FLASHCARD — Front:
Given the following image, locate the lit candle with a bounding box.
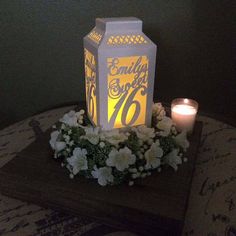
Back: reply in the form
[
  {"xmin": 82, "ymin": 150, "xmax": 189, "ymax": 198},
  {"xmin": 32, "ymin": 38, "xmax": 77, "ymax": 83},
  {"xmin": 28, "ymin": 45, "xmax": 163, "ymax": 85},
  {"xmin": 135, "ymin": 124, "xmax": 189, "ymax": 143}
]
[{"xmin": 171, "ymin": 98, "xmax": 198, "ymax": 133}]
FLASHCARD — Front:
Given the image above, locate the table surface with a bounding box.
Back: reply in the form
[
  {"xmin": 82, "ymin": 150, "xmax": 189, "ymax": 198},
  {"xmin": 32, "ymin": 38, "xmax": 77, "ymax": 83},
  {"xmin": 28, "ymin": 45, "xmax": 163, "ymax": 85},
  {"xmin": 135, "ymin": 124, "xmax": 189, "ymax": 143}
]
[{"xmin": 0, "ymin": 105, "xmax": 235, "ymax": 236}]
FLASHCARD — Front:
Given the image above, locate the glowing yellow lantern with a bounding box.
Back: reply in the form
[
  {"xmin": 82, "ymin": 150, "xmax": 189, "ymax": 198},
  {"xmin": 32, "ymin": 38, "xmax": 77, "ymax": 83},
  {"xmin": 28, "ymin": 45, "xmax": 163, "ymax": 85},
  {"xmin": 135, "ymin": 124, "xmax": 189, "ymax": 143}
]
[{"xmin": 84, "ymin": 17, "xmax": 157, "ymax": 130}]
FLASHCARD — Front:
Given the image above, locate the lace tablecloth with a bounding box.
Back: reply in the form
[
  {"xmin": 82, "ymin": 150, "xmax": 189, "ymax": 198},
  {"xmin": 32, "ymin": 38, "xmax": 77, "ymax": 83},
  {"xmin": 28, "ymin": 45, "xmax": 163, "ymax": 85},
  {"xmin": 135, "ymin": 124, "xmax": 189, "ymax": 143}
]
[{"xmin": 0, "ymin": 106, "xmax": 235, "ymax": 236}]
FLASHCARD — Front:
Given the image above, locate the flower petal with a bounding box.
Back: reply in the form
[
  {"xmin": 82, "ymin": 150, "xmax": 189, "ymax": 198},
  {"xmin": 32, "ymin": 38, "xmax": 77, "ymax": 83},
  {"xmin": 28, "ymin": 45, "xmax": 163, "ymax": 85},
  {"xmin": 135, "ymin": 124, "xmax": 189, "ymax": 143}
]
[{"xmin": 55, "ymin": 141, "xmax": 66, "ymax": 152}]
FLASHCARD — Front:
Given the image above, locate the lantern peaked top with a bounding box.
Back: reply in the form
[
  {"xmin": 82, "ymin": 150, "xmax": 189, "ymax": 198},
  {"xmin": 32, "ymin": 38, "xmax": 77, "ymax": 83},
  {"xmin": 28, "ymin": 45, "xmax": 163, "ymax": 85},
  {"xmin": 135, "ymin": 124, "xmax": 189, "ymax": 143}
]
[
  {"xmin": 86, "ymin": 17, "xmax": 155, "ymax": 47},
  {"xmin": 84, "ymin": 17, "xmax": 157, "ymax": 130},
  {"xmin": 96, "ymin": 17, "xmax": 142, "ymax": 32}
]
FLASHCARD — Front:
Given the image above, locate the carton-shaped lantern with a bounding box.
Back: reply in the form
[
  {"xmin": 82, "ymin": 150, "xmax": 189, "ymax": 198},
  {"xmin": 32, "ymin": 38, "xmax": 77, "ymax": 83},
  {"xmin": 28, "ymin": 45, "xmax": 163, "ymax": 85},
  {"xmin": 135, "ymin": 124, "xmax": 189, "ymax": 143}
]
[{"xmin": 84, "ymin": 17, "xmax": 157, "ymax": 130}]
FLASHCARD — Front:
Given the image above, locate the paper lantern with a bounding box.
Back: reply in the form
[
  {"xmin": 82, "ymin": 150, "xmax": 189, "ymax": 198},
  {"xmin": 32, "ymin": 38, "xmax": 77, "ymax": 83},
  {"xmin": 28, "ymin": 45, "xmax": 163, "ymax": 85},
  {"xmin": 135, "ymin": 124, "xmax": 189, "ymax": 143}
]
[{"xmin": 84, "ymin": 17, "xmax": 157, "ymax": 130}]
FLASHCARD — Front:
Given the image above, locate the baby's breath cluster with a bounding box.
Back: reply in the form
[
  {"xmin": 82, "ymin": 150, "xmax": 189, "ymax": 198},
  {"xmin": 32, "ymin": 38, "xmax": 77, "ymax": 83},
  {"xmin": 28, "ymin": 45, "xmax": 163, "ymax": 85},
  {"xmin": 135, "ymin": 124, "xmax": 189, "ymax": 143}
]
[{"xmin": 49, "ymin": 103, "xmax": 189, "ymax": 186}]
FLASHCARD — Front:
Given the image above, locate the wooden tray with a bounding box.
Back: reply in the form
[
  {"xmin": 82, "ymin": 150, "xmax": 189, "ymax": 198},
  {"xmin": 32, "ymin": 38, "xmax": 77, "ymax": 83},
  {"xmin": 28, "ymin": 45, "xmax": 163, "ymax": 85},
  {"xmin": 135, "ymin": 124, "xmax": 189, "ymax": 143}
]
[{"xmin": 0, "ymin": 121, "xmax": 202, "ymax": 236}]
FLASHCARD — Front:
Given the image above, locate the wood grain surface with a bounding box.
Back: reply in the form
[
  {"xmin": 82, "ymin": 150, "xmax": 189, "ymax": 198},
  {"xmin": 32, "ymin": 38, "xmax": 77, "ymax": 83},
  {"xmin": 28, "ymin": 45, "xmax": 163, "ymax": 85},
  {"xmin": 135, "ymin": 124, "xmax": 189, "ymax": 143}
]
[{"xmin": 0, "ymin": 121, "xmax": 202, "ymax": 236}]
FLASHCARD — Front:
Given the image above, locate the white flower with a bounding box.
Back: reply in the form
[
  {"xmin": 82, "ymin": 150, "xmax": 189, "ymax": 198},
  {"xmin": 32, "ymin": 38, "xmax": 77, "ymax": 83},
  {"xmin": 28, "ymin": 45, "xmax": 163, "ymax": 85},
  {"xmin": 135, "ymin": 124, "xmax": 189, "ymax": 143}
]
[
  {"xmin": 63, "ymin": 134, "xmax": 70, "ymax": 144},
  {"xmin": 100, "ymin": 129, "xmax": 127, "ymax": 147},
  {"xmin": 163, "ymin": 149, "xmax": 182, "ymax": 171},
  {"xmin": 91, "ymin": 166, "xmax": 114, "ymax": 186},
  {"xmin": 67, "ymin": 147, "xmax": 88, "ymax": 175},
  {"xmin": 147, "ymin": 139, "xmax": 153, "ymax": 145},
  {"xmin": 152, "ymin": 103, "xmax": 166, "ymax": 120},
  {"xmin": 129, "ymin": 181, "xmax": 134, "ymax": 186},
  {"xmin": 134, "ymin": 125, "xmax": 155, "ymax": 142},
  {"xmin": 81, "ymin": 126, "xmax": 100, "ymax": 145},
  {"xmin": 138, "ymin": 139, "xmax": 144, "ymax": 146},
  {"xmin": 171, "ymin": 126, "xmax": 177, "ymax": 135},
  {"xmin": 144, "ymin": 141, "xmax": 163, "ymax": 169},
  {"xmin": 49, "ymin": 131, "xmax": 59, "ymax": 149},
  {"xmin": 75, "ymin": 110, "xmax": 85, "ymax": 122},
  {"xmin": 76, "ymin": 109, "xmax": 85, "ymax": 116},
  {"xmin": 132, "ymin": 172, "xmax": 141, "ymax": 179},
  {"xmin": 106, "ymin": 147, "xmax": 136, "ymax": 171},
  {"xmin": 99, "ymin": 142, "xmax": 105, "ymax": 148},
  {"xmin": 174, "ymin": 131, "xmax": 189, "ymax": 151},
  {"xmin": 55, "ymin": 142, "xmax": 66, "ymax": 152},
  {"xmin": 156, "ymin": 116, "xmax": 173, "ymax": 136},
  {"xmin": 60, "ymin": 110, "xmax": 78, "ymax": 127},
  {"xmin": 69, "ymin": 140, "xmax": 74, "ymax": 146},
  {"xmin": 129, "ymin": 168, "xmax": 137, "ymax": 173},
  {"xmin": 139, "ymin": 166, "xmax": 144, "ymax": 172},
  {"xmin": 49, "ymin": 131, "xmax": 66, "ymax": 152},
  {"xmin": 138, "ymin": 152, "xmax": 144, "ymax": 159}
]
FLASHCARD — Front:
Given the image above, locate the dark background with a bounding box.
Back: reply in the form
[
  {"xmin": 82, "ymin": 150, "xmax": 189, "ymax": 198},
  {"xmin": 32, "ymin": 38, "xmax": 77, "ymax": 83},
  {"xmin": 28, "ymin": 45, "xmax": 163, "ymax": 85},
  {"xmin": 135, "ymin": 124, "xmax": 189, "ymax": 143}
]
[{"xmin": 1, "ymin": 0, "xmax": 235, "ymax": 128}]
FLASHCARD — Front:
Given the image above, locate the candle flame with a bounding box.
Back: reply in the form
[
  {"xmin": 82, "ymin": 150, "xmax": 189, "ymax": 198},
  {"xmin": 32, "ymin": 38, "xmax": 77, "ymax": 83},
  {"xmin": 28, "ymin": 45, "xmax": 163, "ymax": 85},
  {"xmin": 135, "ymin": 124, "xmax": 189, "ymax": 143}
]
[{"xmin": 184, "ymin": 98, "xmax": 189, "ymax": 104}]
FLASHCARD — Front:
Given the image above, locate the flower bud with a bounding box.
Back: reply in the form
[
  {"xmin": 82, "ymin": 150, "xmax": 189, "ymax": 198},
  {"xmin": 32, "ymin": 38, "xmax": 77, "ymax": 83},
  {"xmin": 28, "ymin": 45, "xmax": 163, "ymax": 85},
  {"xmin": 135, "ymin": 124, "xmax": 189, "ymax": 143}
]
[
  {"xmin": 99, "ymin": 142, "xmax": 105, "ymax": 148},
  {"xmin": 129, "ymin": 181, "xmax": 134, "ymax": 186},
  {"xmin": 69, "ymin": 173, "xmax": 74, "ymax": 179},
  {"xmin": 139, "ymin": 166, "xmax": 144, "ymax": 172}
]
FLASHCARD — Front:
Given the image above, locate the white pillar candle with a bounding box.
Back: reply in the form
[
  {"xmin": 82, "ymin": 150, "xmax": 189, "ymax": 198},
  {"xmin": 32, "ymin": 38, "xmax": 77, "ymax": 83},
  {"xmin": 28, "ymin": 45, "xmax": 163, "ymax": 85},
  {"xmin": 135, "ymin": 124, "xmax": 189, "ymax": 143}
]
[{"xmin": 171, "ymin": 98, "xmax": 198, "ymax": 133}]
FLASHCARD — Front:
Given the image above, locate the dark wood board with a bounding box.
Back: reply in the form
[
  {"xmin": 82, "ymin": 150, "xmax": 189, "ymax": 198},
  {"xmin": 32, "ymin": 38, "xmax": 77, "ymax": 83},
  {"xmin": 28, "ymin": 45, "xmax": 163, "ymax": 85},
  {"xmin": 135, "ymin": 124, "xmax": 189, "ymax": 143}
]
[{"xmin": 0, "ymin": 121, "xmax": 203, "ymax": 236}]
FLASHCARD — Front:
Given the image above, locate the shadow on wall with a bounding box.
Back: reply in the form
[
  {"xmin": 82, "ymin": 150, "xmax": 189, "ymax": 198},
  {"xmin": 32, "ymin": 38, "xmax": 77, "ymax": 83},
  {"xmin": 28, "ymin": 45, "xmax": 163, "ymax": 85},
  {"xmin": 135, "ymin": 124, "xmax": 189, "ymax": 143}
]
[{"xmin": 0, "ymin": 0, "xmax": 235, "ymax": 128}]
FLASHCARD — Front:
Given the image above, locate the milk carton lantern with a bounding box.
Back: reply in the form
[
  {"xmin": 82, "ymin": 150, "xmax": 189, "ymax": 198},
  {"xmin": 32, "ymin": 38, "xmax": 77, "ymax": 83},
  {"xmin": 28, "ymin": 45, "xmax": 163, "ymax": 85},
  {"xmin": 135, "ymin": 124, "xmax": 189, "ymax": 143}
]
[{"xmin": 84, "ymin": 17, "xmax": 157, "ymax": 130}]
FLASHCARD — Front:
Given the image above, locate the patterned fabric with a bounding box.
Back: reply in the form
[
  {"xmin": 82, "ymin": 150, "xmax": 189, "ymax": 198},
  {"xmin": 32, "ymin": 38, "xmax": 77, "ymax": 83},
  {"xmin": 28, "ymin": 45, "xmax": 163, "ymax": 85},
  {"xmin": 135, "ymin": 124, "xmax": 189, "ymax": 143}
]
[{"xmin": 0, "ymin": 106, "xmax": 235, "ymax": 236}]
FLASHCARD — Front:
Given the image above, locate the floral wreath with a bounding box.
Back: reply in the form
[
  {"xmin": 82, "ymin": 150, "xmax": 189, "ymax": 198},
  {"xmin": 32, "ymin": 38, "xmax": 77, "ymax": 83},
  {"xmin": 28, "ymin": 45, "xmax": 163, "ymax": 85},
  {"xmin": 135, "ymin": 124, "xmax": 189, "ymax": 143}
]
[{"xmin": 50, "ymin": 103, "xmax": 189, "ymax": 186}]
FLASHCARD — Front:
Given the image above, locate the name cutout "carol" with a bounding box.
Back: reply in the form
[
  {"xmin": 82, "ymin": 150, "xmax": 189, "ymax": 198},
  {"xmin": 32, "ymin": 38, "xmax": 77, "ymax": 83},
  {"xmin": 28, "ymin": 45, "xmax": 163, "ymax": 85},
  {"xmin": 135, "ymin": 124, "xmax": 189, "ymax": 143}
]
[{"xmin": 107, "ymin": 56, "xmax": 149, "ymax": 128}]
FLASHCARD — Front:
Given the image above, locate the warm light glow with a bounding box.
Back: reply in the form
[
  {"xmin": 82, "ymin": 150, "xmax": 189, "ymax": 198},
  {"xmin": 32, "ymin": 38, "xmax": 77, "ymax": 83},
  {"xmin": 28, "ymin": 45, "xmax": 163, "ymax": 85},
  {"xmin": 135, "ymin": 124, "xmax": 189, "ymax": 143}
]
[
  {"xmin": 84, "ymin": 49, "xmax": 97, "ymax": 125},
  {"xmin": 107, "ymin": 55, "xmax": 148, "ymax": 128},
  {"xmin": 172, "ymin": 104, "xmax": 197, "ymax": 115}
]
